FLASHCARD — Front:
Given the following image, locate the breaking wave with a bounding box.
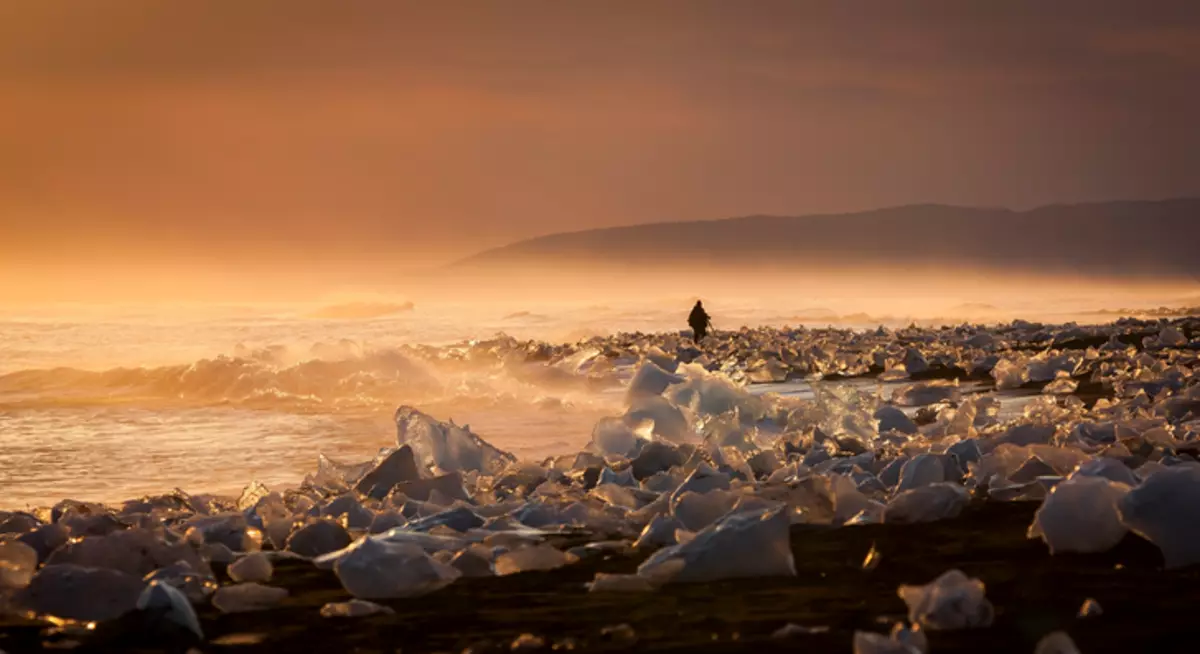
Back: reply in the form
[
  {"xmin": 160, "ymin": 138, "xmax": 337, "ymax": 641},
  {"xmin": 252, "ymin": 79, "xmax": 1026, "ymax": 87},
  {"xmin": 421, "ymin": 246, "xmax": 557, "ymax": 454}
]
[{"xmin": 0, "ymin": 337, "xmax": 623, "ymax": 412}]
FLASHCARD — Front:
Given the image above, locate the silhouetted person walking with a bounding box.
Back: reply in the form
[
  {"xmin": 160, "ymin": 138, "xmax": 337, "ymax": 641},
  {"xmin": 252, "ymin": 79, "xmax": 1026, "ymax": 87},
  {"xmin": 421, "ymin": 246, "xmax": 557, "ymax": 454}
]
[{"xmin": 688, "ymin": 300, "xmax": 712, "ymax": 342}]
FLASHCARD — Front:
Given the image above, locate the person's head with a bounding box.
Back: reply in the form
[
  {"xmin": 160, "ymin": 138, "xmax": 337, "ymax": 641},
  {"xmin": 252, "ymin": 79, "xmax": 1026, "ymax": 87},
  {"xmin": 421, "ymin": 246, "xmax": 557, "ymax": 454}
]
[{"xmin": 695, "ymin": 300, "xmax": 702, "ymax": 307}]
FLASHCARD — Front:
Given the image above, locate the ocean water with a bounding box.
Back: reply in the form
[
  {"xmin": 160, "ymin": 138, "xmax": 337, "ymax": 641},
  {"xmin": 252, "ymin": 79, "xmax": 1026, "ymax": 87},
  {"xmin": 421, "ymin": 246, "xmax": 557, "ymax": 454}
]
[{"xmin": 0, "ymin": 295, "xmax": 1167, "ymax": 509}]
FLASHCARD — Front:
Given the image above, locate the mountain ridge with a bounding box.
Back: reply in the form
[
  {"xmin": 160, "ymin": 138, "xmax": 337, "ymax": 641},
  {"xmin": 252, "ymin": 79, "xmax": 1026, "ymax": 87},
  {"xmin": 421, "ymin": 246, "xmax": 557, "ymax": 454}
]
[{"xmin": 450, "ymin": 198, "xmax": 1200, "ymax": 279}]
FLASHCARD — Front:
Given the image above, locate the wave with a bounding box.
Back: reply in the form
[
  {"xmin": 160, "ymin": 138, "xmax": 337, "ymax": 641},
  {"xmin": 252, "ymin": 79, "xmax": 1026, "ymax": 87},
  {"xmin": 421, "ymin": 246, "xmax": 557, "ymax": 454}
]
[
  {"xmin": 0, "ymin": 337, "xmax": 622, "ymax": 413},
  {"xmin": 304, "ymin": 301, "xmax": 416, "ymax": 320}
]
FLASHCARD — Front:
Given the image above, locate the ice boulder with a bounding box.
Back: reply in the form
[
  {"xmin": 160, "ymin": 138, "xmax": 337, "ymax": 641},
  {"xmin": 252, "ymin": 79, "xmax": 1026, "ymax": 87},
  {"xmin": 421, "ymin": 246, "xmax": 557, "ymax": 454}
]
[
  {"xmin": 898, "ymin": 569, "xmax": 994, "ymax": 630},
  {"xmin": 636, "ymin": 507, "xmax": 795, "ymax": 583},
  {"xmin": 1028, "ymin": 475, "xmax": 1130, "ymax": 554},
  {"xmin": 331, "ymin": 536, "xmax": 460, "ymax": 599},
  {"xmin": 1117, "ymin": 465, "xmax": 1200, "ymax": 568},
  {"xmin": 395, "ymin": 406, "xmax": 515, "ymax": 475}
]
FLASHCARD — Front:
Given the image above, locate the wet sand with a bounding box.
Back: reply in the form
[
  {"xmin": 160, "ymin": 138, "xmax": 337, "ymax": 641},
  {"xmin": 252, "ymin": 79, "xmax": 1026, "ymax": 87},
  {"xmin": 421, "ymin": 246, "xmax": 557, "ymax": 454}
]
[{"xmin": 4, "ymin": 500, "xmax": 1197, "ymax": 653}]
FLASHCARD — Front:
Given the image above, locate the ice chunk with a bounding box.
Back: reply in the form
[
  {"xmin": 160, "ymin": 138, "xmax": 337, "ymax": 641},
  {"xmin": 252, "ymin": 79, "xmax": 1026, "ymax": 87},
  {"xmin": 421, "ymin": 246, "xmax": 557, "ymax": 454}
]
[
  {"xmin": 671, "ymin": 490, "xmax": 738, "ymax": 532},
  {"xmin": 449, "ymin": 549, "xmax": 494, "ymax": 577},
  {"xmin": 634, "ymin": 514, "xmax": 683, "ymax": 549},
  {"xmin": 636, "ymin": 507, "xmax": 795, "ymax": 583},
  {"xmin": 853, "ymin": 623, "xmax": 928, "ymax": 654},
  {"xmin": 991, "ymin": 358, "xmax": 1029, "ymax": 390},
  {"xmin": 631, "ymin": 440, "xmax": 686, "ymax": 480},
  {"xmin": 874, "ymin": 406, "xmax": 918, "ymax": 435},
  {"xmin": 285, "ymin": 518, "xmax": 352, "ymax": 557},
  {"xmin": 884, "ymin": 484, "xmax": 969, "ymax": 524},
  {"xmin": 45, "ymin": 528, "xmax": 209, "ymax": 577},
  {"xmin": 1035, "ymin": 631, "xmax": 1080, "ymax": 654},
  {"xmin": 228, "ymin": 552, "xmax": 274, "ymax": 583},
  {"xmin": 390, "ymin": 471, "xmax": 471, "ymax": 503},
  {"xmin": 0, "ymin": 540, "xmax": 38, "ymax": 589},
  {"xmin": 898, "ymin": 569, "xmax": 994, "ymax": 630},
  {"xmin": 626, "ymin": 361, "xmax": 685, "ymax": 401},
  {"xmin": 212, "ymin": 582, "xmax": 288, "ymax": 613},
  {"xmin": 1079, "ymin": 597, "xmax": 1103, "ymax": 618},
  {"xmin": 355, "ymin": 445, "xmax": 423, "ymax": 498},
  {"xmin": 894, "ymin": 455, "xmax": 946, "ymax": 494},
  {"xmin": 494, "ymin": 544, "xmax": 577, "ymax": 576},
  {"xmin": 1117, "ymin": 465, "xmax": 1200, "ymax": 568},
  {"xmin": 395, "ymin": 406, "xmax": 515, "ymax": 474},
  {"xmin": 17, "ymin": 564, "xmax": 145, "ymax": 621},
  {"xmin": 590, "ymin": 417, "xmax": 638, "ymax": 457},
  {"xmin": 1071, "ymin": 458, "xmax": 1138, "ymax": 486},
  {"xmin": 137, "ymin": 580, "xmax": 203, "ymax": 639},
  {"xmin": 668, "ymin": 463, "xmax": 731, "ymax": 503},
  {"xmin": 320, "ymin": 599, "xmax": 395, "ymax": 618},
  {"xmin": 891, "ymin": 382, "xmax": 961, "ymax": 407},
  {"xmin": 333, "ymin": 536, "xmax": 460, "ymax": 598},
  {"xmin": 587, "ymin": 572, "xmax": 655, "ymax": 593},
  {"xmin": 250, "ymin": 493, "xmax": 294, "ymax": 550},
  {"xmin": 1028, "ymin": 475, "xmax": 1130, "ymax": 554},
  {"xmin": 774, "ymin": 623, "xmax": 831, "ymax": 639},
  {"xmin": 626, "ymin": 396, "xmax": 691, "ymax": 443}
]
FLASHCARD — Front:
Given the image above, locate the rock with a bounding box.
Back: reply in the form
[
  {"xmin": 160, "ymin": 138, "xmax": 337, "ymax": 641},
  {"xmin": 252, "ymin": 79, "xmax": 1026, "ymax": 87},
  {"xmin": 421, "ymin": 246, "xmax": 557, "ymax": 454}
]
[{"xmin": 211, "ymin": 582, "xmax": 288, "ymax": 613}]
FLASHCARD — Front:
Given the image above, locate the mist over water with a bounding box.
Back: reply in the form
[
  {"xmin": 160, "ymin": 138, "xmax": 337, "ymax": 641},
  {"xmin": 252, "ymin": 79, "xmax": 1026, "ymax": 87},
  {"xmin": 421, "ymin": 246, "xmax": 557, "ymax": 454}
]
[{"xmin": 0, "ymin": 273, "xmax": 1195, "ymax": 508}]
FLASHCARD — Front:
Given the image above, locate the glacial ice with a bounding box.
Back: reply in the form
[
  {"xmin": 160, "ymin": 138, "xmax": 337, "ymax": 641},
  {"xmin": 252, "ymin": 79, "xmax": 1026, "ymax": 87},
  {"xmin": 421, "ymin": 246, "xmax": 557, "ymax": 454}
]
[
  {"xmin": 137, "ymin": 580, "xmax": 203, "ymax": 639},
  {"xmin": 320, "ymin": 599, "xmax": 395, "ymax": 618},
  {"xmin": 2, "ymin": 314, "xmax": 1197, "ymax": 637},
  {"xmin": 1117, "ymin": 465, "xmax": 1200, "ymax": 568},
  {"xmin": 0, "ymin": 541, "xmax": 37, "ymax": 589},
  {"xmin": 228, "ymin": 552, "xmax": 274, "ymax": 583},
  {"xmin": 898, "ymin": 569, "xmax": 994, "ymax": 630},
  {"xmin": 328, "ymin": 537, "xmax": 461, "ymax": 599},
  {"xmin": 636, "ymin": 507, "xmax": 795, "ymax": 583},
  {"xmin": 1028, "ymin": 475, "xmax": 1130, "ymax": 554},
  {"xmin": 212, "ymin": 582, "xmax": 289, "ymax": 613}
]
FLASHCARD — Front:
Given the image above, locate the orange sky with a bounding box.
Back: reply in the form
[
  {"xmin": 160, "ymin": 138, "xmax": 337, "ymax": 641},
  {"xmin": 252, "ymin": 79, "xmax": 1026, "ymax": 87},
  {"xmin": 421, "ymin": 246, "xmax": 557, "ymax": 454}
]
[{"xmin": 3, "ymin": 1, "xmax": 1199, "ymax": 272}]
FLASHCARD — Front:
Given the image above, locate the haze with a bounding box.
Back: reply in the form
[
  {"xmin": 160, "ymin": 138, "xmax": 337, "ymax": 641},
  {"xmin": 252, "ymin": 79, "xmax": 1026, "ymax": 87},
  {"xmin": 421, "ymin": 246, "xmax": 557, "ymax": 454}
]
[{"xmin": 2, "ymin": 1, "xmax": 1199, "ymax": 304}]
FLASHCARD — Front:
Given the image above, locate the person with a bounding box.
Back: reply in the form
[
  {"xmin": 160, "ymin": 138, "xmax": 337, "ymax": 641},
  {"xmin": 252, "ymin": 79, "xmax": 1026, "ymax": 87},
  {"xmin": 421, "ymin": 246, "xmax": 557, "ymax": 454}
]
[{"xmin": 688, "ymin": 300, "xmax": 712, "ymax": 342}]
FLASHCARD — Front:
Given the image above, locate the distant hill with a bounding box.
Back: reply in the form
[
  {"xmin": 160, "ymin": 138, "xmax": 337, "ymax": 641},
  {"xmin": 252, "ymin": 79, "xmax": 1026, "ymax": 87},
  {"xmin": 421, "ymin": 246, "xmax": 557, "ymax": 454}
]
[{"xmin": 451, "ymin": 198, "xmax": 1200, "ymax": 278}]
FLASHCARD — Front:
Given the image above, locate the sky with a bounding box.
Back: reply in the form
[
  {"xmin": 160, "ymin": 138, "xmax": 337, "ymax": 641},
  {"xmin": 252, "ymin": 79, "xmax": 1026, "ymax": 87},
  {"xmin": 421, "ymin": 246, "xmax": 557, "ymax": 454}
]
[{"xmin": 3, "ymin": 0, "xmax": 1200, "ymax": 276}]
